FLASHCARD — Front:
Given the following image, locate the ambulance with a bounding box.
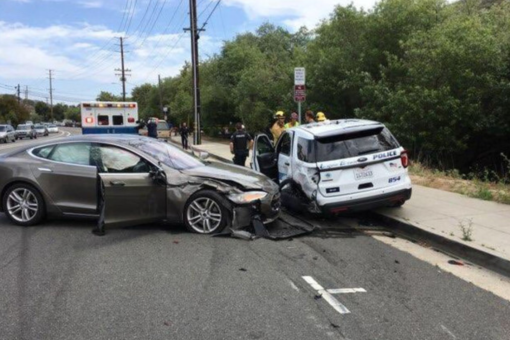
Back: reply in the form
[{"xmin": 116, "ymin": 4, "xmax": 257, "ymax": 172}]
[{"xmin": 80, "ymin": 102, "xmax": 139, "ymax": 134}]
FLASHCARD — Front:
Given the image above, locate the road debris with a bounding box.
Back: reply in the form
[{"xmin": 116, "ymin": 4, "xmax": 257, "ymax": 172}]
[{"xmin": 448, "ymin": 260, "xmax": 465, "ymax": 266}]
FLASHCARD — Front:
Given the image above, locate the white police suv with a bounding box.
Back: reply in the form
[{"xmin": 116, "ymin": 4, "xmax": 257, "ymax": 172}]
[{"xmin": 251, "ymin": 119, "xmax": 412, "ymax": 214}]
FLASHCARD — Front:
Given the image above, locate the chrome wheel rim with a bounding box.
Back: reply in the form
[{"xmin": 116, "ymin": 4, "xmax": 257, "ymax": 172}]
[
  {"xmin": 7, "ymin": 188, "xmax": 38, "ymax": 223},
  {"xmin": 186, "ymin": 198, "xmax": 222, "ymax": 233}
]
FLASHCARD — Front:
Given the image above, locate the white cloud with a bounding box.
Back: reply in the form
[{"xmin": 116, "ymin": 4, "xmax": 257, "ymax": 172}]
[
  {"xmin": 0, "ymin": 20, "xmax": 194, "ymax": 102},
  {"xmin": 78, "ymin": 0, "xmax": 103, "ymax": 8},
  {"xmin": 222, "ymin": 0, "xmax": 378, "ymax": 31}
]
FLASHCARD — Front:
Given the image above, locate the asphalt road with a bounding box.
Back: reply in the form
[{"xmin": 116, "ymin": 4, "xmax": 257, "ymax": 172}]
[{"xmin": 0, "ymin": 130, "xmax": 509, "ymax": 340}]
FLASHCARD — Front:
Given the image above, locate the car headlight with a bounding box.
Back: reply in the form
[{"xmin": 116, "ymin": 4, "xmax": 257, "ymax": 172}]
[{"xmin": 228, "ymin": 191, "xmax": 268, "ymax": 204}]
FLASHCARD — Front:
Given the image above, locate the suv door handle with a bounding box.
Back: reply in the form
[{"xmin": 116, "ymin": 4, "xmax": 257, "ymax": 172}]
[
  {"xmin": 284, "ymin": 162, "xmax": 290, "ymax": 166},
  {"xmin": 110, "ymin": 181, "xmax": 125, "ymax": 187}
]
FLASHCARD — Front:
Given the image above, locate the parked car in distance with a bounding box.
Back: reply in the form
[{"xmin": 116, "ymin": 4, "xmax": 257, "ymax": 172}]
[
  {"xmin": 16, "ymin": 124, "xmax": 37, "ymax": 140},
  {"xmin": 34, "ymin": 124, "xmax": 49, "ymax": 137},
  {"xmin": 46, "ymin": 124, "xmax": 59, "ymax": 133},
  {"xmin": 0, "ymin": 135, "xmax": 280, "ymax": 234},
  {"xmin": 252, "ymin": 119, "xmax": 412, "ymax": 215},
  {"xmin": 0, "ymin": 125, "xmax": 16, "ymax": 143}
]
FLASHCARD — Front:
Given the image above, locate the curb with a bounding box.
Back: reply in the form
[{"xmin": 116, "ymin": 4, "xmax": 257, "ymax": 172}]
[{"xmin": 371, "ymin": 212, "xmax": 510, "ymax": 278}]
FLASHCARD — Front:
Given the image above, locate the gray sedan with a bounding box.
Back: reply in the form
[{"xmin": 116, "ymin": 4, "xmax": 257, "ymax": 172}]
[{"xmin": 0, "ymin": 135, "xmax": 280, "ymax": 234}]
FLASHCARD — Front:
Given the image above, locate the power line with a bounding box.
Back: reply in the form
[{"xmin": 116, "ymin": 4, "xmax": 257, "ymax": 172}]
[{"xmin": 199, "ymin": 0, "xmax": 221, "ymax": 31}]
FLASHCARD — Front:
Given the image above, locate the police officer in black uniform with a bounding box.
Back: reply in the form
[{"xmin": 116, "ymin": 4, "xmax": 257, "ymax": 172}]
[{"xmin": 230, "ymin": 123, "xmax": 253, "ymax": 166}]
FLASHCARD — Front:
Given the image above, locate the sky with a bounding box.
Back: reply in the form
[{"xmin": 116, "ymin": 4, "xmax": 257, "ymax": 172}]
[{"xmin": 0, "ymin": 0, "xmax": 379, "ymax": 104}]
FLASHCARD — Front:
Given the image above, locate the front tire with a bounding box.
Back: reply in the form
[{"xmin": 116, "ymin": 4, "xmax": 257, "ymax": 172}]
[
  {"xmin": 2, "ymin": 183, "xmax": 45, "ymax": 226},
  {"xmin": 184, "ymin": 190, "xmax": 228, "ymax": 234}
]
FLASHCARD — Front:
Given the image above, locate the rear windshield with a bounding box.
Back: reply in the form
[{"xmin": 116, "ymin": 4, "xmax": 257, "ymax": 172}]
[
  {"xmin": 17, "ymin": 125, "xmax": 30, "ymax": 130},
  {"xmin": 297, "ymin": 127, "xmax": 400, "ymax": 163},
  {"xmin": 157, "ymin": 122, "xmax": 168, "ymax": 130}
]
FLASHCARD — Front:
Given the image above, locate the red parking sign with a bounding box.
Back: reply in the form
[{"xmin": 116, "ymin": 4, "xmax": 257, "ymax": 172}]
[{"xmin": 294, "ymin": 85, "xmax": 306, "ymax": 102}]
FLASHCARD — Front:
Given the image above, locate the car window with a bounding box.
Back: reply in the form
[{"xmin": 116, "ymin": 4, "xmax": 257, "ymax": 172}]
[
  {"xmin": 297, "ymin": 137, "xmax": 314, "ymax": 163},
  {"xmin": 313, "ymin": 127, "xmax": 400, "ymax": 163},
  {"xmin": 17, "ymin": 125, "xmax": 29, "ymax": 130},
  {"xmin": 157, "ymin": 122, "xmax": 168, "ymax": 130},
  {"xmin": 112, "ymin": 115, "xmax": 123, "ymax": 126},
  {"xmin": 48, "ymin": 143, "xmax": 91, "ymax": 165},
  {"xmin": 97, "ymin": 145, "xmax": 151, "ymax": 173},
  {"xmin": 33, "ymin": 145, "xmax": 55, "ymax": 158},
  {"xmin": 98, "ymin": 115, "xmax": 109, "ymax": 125},
  {"xmin": 256, "ymin": 135, "xmax": 273, "ymax": 154},
  {"xmin": 279, "ymin": 132, "xmax": 291, "ymax": 156},
  {"xmin": 130, "ymin": 139, "xmax": 204, "ymax": 170},
  {"xmin": 0, "ymin": 126, "xmax": 5, "ymax": 132}
]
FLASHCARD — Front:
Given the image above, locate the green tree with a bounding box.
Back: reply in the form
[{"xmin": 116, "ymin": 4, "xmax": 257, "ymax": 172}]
[{"xmin": 96, "ymin": 91, "xmax": 121, "ymax": 101}]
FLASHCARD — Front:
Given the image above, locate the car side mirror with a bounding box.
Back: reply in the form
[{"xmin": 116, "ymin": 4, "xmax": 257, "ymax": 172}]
[{"xmin": 150, "ymin": 168, "xmax": 167, "ymax": 185}]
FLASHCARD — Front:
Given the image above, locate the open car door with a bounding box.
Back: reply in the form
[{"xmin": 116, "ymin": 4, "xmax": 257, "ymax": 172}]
[
  {"xmin": 94, "ymin": 144, "xmax": 167, "ymax": 228},
  {"xmin": 251, "ymin": 133, "xmax": 278, "ymax": 181}
]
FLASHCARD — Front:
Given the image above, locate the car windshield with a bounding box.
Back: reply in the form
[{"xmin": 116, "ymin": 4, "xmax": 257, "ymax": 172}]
[
  {"xmin": 0, "ymin": 126, "xmax": 6, "ymax": 132},
  {"xmin": 35, "ymin": 125, "xmax": 44, "ymax": 128},
  {"xmin": 17, "ymin": 125, "xmax": 29, "ymax": 130},
  {"xmin": 130, "ymin": 139, "xmax": 204, "ymax": 170},
  {"xmin": 157, "ymin": 122, "xmax": 168, "ymax": 130},
  {"xmin": 49, "ymin": 125, "xmax": 57, "ymax": 128}
]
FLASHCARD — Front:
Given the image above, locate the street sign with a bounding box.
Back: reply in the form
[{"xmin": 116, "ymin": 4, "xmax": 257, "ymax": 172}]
[
  {"xmin": 294, "ymin": 67, "xmax": 305, "ymax": 85},
  {"xmin": 294, "ymin": 84, "xmax": 306, "ymax": 102}
]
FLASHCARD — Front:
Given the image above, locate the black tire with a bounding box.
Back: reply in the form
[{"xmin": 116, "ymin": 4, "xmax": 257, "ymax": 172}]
[
  {"xmin": 279, "ymin": 179, "xmax": 309, "ymax": 212},
  {"xmin": 183, "ymin": 190, "xmax": 229, "ymax": 234},
  {"xmin": 2, "ymin": 183, "xmax": 45, "ymax": 226}
]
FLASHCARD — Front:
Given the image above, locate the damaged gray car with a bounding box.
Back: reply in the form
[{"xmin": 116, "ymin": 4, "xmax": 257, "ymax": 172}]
[{"xmin": 0, "ymin": 135, "xmax": 281, "ymax": 234}]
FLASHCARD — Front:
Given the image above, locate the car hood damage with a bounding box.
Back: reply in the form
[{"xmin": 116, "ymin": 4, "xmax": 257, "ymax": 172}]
[{"xmin": 182, "ymin": 161, "xmax": 279, "ymax": 193}]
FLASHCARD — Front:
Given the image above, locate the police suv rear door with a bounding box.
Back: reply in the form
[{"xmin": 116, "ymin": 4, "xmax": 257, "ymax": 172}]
[{"xmin": 314, "ymin": 126, "xmax": 408, "ymax": 198}]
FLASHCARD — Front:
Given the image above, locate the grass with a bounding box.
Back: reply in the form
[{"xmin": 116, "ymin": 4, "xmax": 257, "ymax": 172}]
[
  {"xmin": 409, "ymin": 161, "xmax": 510, "ymax": 205},
  {"xmin": 459, "ymin": 219, "xmax": 474, "ymax": 242}
]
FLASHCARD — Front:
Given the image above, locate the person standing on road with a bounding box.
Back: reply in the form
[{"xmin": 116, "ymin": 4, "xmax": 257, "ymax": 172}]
[
  {"xmin": 230, "ymin": 122, "xmax": 253, "ymax": 166},
  {"xmin": 285, "ymin": 112, "xmax": 300, "ymax": 128},
  {"xmin": 270, "ymin": 111, "xmax": 286, "ymax": 143},
  {"xmin": 180, "ymin": 122, "xmax": 189, "ymax": 150},
  {"xmin": 147, "ymin": 118, "xmax": 158, "ymax": 138},
  {"xmin": 305, "ymin": 110, "xmax": 315, "ymax": 124}
]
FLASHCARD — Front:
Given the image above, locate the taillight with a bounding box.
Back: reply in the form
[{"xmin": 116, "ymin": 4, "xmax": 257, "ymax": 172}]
[
  {"xmin": 128, "ymin": 117, "xmax": 135, "ymax": 123},
  {"xmin": 85, "ymin": 117, "xmax": 94, "ymax": 124},
  {"xmin": 401, "ymin": 150, "xmax": 409, "ymax": 168}
]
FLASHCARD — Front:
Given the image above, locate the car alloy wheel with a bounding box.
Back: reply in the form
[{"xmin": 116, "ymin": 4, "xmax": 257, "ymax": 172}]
[
  {"xmin": 184, "ymin": 191, "xmax": 227, "ymax": 234},
  {"xmin": 3, "ymin": 184, "xmax": 45, "ymax": 226}
]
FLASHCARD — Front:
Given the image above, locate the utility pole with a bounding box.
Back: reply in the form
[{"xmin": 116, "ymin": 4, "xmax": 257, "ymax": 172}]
[
  {"xmin": 16, "ymin": 84, "xmax": 21, "ymax": 105},
  {"xmin": 48, "ymin": 69, "xmax": 54, "ymax": 119},
  {"xmin": 185, "ymin": 0, "xmax": 202, "ymax": 145},
  {"xmin": 114, "ymin": 37, "xmax": 131, "ymax": 102},
  {"xmin": 158, "ymin": 74, "xmax": 164, "ymax": 118},
  {"xmin": 24, "ymin": 85, "xmax": 28, "ymax": 103}
]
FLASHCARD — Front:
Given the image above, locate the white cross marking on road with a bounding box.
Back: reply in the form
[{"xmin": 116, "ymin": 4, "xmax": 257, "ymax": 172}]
[{"xmin": 302, "ymin": 276, "xmax": 366, "ymax": 315}]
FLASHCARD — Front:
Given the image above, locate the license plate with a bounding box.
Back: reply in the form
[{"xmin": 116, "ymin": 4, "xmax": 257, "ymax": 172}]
[{"xmin": 354, "ymin": 168, "xmax": 373, "ymax": 180}]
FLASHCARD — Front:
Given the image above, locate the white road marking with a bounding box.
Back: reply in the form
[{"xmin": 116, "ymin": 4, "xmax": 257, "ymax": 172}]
[
  {"xmin": 302, "ymin": 276, "xmax": 352, "ymax": 315},
  {"xmin": 289, "ymin": 280, "xmax": 300, "ymax": 292},
  {"xmin": 441, "ymin": 325, "xmax": 457, "ymax": 339},
  {"xmin": 327, "ymin": 288, "xmax": 367, "ymax": 294}
]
